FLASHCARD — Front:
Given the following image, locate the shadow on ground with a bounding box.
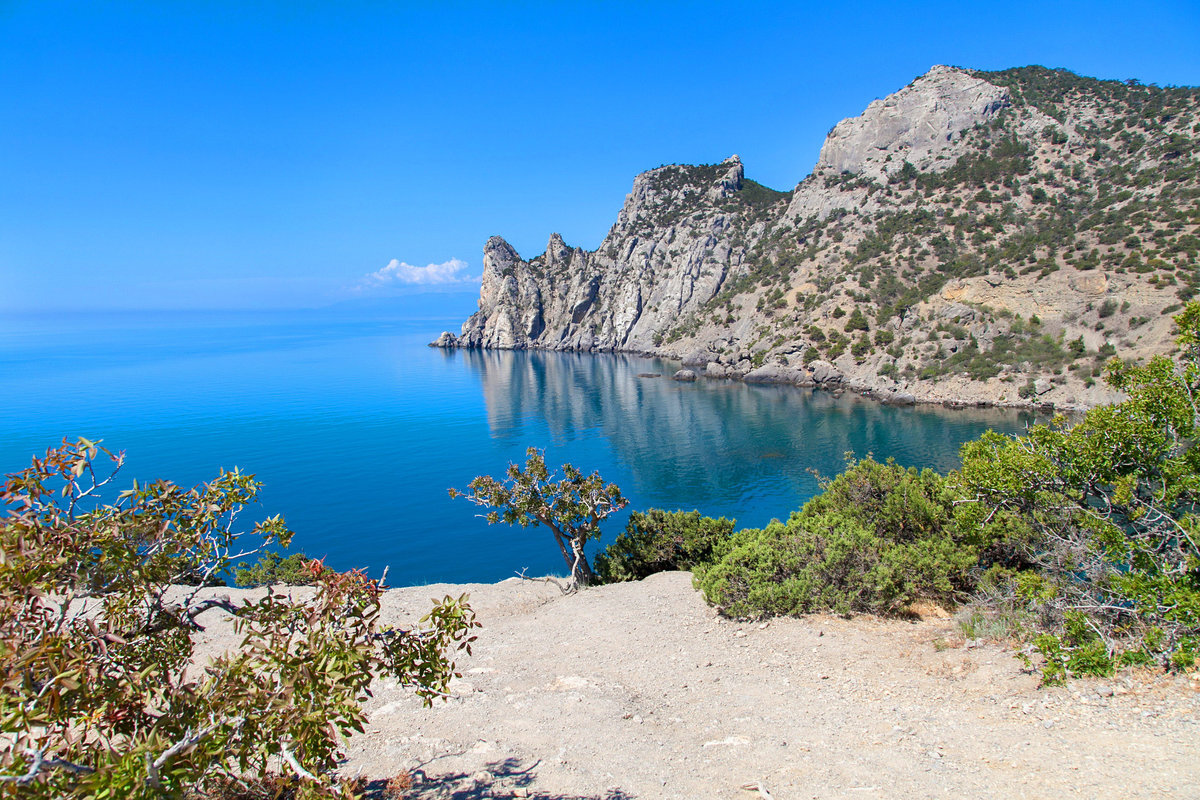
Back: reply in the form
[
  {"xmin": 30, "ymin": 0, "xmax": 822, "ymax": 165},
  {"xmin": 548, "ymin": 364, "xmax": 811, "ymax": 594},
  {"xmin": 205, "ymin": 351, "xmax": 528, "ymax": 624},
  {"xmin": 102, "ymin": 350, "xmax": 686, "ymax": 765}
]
[{"xmin": 362, "ymin": 757, "xmax": 634, "ymax": 799}]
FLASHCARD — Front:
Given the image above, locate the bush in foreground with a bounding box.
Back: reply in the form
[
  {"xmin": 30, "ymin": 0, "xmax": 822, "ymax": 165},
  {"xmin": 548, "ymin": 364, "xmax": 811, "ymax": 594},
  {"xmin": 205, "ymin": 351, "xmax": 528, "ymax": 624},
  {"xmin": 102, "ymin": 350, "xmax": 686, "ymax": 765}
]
[
  {"xmin": 695, "ymin": 458, "xmax": 970, "ymax": 618},
  {"xmin": 954, "ymin": 303, "xmax": 1200, "ymax": 681},
  {"xmin": 594, "ymin": 509, "xmax": 735, "ymax": 583},
  {"xmin": 0, "ymin": 439, "xmax": 479, "ymax": 798}
]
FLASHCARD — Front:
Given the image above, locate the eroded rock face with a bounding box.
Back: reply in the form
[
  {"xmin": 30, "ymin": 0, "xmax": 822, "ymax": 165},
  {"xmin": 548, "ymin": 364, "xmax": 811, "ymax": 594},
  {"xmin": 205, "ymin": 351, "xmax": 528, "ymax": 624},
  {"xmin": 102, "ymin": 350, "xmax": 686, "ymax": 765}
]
[
  {"xmin": 455, "ymin": 61, "xmax": 1016, "ymax": 353},
  {"xmin": 456, "ymin": 155, "xmax": 761, "ymax": 353},
  {"xmin": 816, "ymin": 65, "xmax": 1010, "ymax": 182}
]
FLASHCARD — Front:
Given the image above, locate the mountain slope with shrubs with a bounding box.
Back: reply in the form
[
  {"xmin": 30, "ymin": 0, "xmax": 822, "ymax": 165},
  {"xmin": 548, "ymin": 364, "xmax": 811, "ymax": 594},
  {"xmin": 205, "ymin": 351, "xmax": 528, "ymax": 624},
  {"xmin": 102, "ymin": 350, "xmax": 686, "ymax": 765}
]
[{"xmin": 439, "ymin": 65, "xmax": 1200, "ymax": 410}]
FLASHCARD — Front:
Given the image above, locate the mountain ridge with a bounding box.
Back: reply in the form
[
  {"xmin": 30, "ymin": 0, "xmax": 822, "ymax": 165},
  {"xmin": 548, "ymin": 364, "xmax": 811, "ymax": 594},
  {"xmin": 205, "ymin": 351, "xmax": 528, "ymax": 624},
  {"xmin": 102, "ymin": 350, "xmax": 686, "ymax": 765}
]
[{"xmin": 435, "ymin": 65, "xmax": 1200, "ymax": 410}]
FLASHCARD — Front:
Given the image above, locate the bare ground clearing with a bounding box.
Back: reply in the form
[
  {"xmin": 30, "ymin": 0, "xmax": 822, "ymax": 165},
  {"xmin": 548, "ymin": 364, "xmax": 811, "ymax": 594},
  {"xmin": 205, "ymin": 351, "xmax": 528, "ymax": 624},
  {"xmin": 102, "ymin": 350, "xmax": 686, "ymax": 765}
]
[{"xmin": 193, "ymin": 572, "xmax": 1199, "ymax": 799}]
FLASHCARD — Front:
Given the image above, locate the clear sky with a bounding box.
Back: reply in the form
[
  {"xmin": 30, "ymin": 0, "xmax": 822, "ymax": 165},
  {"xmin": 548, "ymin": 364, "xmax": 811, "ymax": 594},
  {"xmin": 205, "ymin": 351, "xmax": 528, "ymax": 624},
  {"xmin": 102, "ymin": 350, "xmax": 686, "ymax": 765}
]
[{"xmin": 2, "ymin": 0, "xmax": 1198, "ymax": 312}]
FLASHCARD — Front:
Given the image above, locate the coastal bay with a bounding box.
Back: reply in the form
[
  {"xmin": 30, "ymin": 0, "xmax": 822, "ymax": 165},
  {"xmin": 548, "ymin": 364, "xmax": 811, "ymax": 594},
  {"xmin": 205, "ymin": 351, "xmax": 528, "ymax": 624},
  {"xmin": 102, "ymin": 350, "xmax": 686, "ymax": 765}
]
[{"xmin": 0, "ymin": 310, "xmax": 1033, "ymax": 586}]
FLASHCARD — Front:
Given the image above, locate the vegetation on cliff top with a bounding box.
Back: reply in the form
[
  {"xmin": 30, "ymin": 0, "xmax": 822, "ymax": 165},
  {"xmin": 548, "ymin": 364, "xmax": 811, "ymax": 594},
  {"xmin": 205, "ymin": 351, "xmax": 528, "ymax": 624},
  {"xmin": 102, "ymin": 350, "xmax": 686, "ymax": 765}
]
[{"xmin": 450, "ymin": 447, "xmax": 628, "ymax": 591}]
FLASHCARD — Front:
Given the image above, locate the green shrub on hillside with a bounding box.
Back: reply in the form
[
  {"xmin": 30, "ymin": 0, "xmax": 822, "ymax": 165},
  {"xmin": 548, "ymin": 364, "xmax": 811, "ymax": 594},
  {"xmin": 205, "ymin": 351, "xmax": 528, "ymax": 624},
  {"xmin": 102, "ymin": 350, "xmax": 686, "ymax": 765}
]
[
  {"xmin": 690, "ymin": 304, "xmax": 1200, "ymax": 681},
  {"xmin": 695, "ymin": 458, "xmax": 971, "ymax": 618},
  {"xmin": 595, "ymin": 509, "xmax": 735, "ymax": 583},
  {"xmin": 844, "ymin": 307, "xmax": 870, "ymax": 332}
]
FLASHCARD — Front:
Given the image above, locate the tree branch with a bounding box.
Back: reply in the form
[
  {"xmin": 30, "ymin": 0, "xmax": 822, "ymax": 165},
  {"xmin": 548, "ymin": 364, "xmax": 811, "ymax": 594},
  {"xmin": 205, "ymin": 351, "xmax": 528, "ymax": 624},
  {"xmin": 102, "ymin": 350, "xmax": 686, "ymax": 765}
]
[
  {"xmin": 0, "ymin": 748, "xmax": 95, "ymax": 785},
  {"xmin": 280, "ymin": 741, "xmax": 317, "ymax": 782},
  {"xmin": 145, "ymin": 726, "xmax": 211, "ymax": 788}
]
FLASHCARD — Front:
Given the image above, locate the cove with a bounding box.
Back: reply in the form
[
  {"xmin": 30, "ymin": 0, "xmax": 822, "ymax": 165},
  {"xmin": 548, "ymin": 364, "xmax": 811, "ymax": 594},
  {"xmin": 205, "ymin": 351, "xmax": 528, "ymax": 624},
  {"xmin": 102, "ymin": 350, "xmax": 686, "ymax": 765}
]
[{"xmin": 0, "ymin": 311, "xmax": 1036, "ymax": 585}]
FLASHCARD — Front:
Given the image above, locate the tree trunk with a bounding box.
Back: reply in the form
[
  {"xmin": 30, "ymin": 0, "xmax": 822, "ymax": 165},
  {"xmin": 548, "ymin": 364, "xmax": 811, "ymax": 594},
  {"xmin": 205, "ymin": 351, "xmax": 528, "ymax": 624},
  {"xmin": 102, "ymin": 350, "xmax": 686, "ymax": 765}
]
[
  {"xmin": 549, "ymin": 528, "xmax": 572, "ymax": 570},
  {"xmin": 568, "ymin": 538, "xmax": 597, "ymax": 588}
]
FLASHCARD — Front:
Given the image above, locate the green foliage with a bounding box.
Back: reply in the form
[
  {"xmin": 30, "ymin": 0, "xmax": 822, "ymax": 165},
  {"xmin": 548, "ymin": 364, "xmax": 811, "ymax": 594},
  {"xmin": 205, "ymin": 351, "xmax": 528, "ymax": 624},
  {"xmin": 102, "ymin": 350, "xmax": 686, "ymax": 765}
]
[
  {"xmin": 695, "ymin": 458, "xmax": 971, "ymax": 618},
  {"xmin": 978, "ymin": 65, "xmax": 1200, "ymax": 130},
  {"xmin": 1029, "ymin": 612, "xmax": 1117, "ymax": 685},
  {"xmin": 851, "ymin": 332, "xmax": 872, "ymax": 360},
  {"xmin": 843, "ymin": 307, "xmax": 869, "ymax": 332},
  {"xmin": 234, "ymin": 551, "xmax": 332, "ymax": 587},
  {"xmin": 450, "ymin": 448, "xmax": 627, "ymax": 589},
  {"xmin": 955, "ymin": 304, "xmax": 1200, "ymax": 678},
  {"xmin": 0, "ymin": 440, "xmax": 479, "ymax": 798},
  {"xmin": 594, "ymin": 509, "xmax": 735, "ymax": 583},
  {"xmin": 918, "ymin": 136, "xmax": 1033, "ymax": 191},
  {"xmin": 631, "ymin": 163, "xmax": 790, "ymax": 234},
  {"xmin": 733, "ymin": 179, "xmax": 792, "ymax": 215},
  {"xmin": 921, "ymin": 330, "xmax": 1071, "ymax": 383}
]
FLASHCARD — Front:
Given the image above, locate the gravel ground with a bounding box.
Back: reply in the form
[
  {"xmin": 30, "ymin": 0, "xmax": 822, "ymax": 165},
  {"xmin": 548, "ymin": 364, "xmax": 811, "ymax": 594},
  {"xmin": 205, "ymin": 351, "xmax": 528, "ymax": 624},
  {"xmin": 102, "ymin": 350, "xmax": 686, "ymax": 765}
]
[{"xmin": 196, "ymin": 572, "xmax": 1200, "ymax": 799}]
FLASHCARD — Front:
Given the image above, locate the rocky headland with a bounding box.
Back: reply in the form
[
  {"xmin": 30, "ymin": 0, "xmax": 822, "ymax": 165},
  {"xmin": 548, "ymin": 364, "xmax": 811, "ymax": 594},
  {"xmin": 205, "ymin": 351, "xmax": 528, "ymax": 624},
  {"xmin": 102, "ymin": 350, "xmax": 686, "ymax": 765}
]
[{"xmin": 434, "ymin": 66, "xmax": 1200, "ymax": 411}]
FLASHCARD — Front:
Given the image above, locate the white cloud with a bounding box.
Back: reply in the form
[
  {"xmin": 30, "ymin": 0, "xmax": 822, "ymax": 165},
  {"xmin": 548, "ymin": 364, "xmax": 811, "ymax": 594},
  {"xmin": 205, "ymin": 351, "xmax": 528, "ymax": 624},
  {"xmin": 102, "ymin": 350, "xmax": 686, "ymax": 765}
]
[{"xmin": 358, "ymin": 257, "xmax": 478, "ymax": 289}]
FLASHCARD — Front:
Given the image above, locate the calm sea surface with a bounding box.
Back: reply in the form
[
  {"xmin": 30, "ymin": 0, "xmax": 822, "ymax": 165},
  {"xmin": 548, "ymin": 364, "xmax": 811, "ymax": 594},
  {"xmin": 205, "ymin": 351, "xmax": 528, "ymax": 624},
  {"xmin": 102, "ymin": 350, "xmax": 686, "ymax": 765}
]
[{"xmin": 0, "ymin": 310, "xmax": 1036, "ymax": 585}]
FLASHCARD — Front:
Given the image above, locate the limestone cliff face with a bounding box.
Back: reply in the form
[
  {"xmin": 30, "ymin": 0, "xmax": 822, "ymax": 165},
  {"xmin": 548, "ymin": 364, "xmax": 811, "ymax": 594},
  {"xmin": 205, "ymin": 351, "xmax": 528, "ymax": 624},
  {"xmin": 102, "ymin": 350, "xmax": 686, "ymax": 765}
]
[
  {"xmin": 455, "ymin": 156, "xmax": 766, "ymax": 352},
  {"xmin": 816, "ymin": 65, "xmax": 1010, "ymax": 181},
  {"xmin": 437, "ymin": 65, "xmax": 1200, "ymax": 411},
  {"xmin": 787, "ymin": 65, "xmax": 1016, "ymax": 221}
]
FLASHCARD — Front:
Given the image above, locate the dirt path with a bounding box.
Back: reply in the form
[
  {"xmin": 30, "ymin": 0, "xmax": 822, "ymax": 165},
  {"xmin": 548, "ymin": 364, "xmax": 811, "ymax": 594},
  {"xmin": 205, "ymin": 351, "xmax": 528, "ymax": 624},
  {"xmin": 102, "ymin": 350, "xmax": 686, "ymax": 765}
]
[{"xmin": 196, "ymin": 572, "xmax": 1199, "ymax": 799}]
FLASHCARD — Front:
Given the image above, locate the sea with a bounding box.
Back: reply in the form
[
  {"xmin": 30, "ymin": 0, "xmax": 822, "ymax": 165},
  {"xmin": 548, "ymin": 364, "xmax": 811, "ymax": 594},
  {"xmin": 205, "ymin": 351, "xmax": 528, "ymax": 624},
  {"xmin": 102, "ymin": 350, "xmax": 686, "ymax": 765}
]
[{"xmin": 0, "ymin": 309, "xmax": 1038, "ymax": 586}]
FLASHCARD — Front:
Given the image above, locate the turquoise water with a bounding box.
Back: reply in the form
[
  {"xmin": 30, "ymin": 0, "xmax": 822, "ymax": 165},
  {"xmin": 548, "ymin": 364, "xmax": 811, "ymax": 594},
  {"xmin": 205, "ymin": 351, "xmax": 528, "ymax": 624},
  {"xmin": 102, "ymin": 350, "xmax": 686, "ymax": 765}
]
[{"xmin": 0, "ymin": 310, "xmax": 1035, "ymax": 585}]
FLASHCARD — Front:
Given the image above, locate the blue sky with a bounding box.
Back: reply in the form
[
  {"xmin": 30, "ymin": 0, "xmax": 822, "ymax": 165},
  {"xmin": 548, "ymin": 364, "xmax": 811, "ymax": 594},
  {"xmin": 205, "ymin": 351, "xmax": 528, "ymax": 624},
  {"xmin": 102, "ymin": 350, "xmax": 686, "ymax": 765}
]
[{"xmin": 2, "ymin": 1, "xmax": 1198, "ymax": 312}]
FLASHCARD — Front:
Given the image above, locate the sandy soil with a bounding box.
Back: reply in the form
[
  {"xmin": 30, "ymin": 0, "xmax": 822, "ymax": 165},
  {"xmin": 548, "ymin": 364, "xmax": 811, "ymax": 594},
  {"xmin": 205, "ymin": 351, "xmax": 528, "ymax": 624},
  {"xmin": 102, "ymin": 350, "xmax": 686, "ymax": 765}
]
[{"xmin": 194, "ymin": 573, "xmax": 1199, "ymax": 799}]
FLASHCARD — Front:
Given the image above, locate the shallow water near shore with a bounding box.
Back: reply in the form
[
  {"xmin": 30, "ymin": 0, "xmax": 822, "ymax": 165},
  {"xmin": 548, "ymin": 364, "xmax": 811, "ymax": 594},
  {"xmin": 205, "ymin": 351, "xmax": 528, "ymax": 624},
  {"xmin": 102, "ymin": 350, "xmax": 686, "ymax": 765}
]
[{"xmin": 0, "ymin": 310, "xmax": 1037, "ymax": 585}]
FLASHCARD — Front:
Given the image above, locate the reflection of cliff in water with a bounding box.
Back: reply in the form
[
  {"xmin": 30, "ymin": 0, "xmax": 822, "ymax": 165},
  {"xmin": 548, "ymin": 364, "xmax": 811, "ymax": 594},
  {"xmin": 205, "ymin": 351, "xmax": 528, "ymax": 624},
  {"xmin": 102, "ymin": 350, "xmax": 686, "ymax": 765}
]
[{"xmin": 452, "ymin": 347, "xmax": 1035, "ymax": 519}]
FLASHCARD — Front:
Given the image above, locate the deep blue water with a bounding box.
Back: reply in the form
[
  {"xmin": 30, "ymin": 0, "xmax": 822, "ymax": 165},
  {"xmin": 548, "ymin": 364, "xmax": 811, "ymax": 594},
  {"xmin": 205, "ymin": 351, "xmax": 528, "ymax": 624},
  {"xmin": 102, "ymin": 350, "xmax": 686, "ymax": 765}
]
[{"xmin": 0, "ymin": 310, "xmax": 1036, "ymax": 585}]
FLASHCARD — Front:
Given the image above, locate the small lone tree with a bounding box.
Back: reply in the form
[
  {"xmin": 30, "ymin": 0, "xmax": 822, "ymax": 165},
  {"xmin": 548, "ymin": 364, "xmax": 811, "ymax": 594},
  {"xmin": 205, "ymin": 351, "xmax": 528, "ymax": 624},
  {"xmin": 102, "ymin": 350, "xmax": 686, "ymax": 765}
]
[
  {"xmin": 451, "ymin": 448, "xmax": 627, "ymax": 590},
  {"xmin": 0, "ymin": 439, "xmax": 479, "ymax": 798}
]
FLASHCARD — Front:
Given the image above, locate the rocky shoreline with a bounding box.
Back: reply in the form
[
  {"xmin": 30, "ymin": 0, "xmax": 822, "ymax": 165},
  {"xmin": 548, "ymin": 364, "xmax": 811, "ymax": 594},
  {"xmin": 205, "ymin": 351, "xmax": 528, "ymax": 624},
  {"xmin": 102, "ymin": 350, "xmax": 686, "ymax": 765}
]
[{"xmin": 431, "ymin": 336, "xmax": 1082, "ymax": 414}]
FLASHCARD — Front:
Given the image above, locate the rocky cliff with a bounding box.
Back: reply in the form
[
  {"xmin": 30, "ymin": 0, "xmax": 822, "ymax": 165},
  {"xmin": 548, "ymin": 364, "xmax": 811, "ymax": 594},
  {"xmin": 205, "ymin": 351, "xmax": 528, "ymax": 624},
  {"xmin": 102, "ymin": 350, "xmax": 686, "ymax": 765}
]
[{"xmin": 435, "ymin": 66, "xmax": 1200, "ymax": 410}]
